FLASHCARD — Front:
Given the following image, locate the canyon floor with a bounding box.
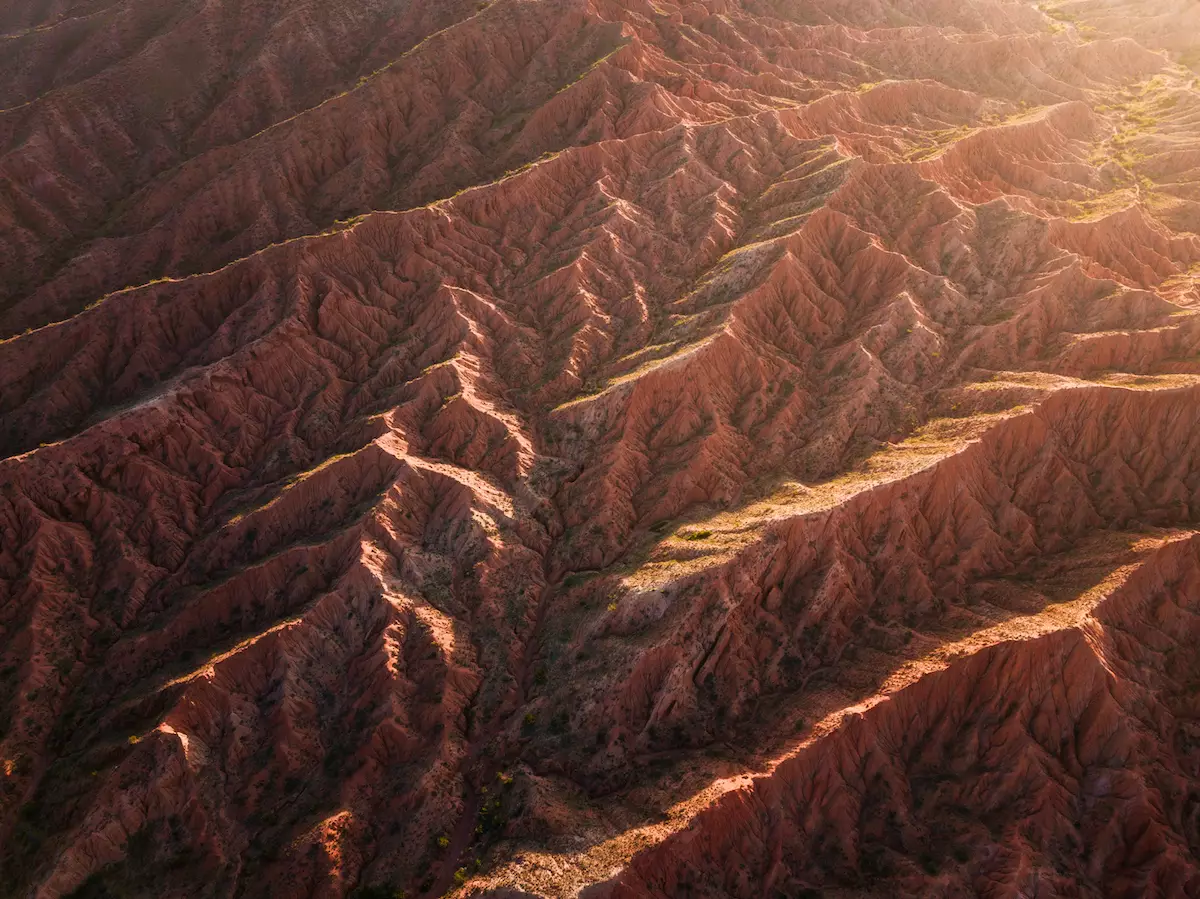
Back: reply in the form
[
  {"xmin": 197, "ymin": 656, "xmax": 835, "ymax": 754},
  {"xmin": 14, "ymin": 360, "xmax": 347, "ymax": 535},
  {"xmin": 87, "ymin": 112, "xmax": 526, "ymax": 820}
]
[{"xmin": 4, "ymin": 0, "xmax": 1200, "ymax": 896}]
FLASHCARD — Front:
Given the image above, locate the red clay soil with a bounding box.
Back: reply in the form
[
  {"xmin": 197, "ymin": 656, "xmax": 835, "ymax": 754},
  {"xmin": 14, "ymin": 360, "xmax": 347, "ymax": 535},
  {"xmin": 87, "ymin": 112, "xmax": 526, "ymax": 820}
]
[{"xmin": 4, "ymin": 0, "xmax": 1200, "ymax": 896}]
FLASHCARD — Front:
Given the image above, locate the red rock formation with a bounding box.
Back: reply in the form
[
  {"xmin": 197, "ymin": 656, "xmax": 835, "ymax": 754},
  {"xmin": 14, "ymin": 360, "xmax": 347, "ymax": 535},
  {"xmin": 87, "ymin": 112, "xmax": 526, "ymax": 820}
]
[{"xmin": 4, "ymin": 0, "xmax": 1200, "ymax": 897}]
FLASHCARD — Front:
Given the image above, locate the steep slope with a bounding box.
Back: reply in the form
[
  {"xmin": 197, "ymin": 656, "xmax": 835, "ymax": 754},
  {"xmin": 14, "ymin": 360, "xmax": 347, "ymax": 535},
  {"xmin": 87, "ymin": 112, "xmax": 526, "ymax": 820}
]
[{"xmin": 4, "ymin": 0, "xmax": 1200, "ymax": 897}]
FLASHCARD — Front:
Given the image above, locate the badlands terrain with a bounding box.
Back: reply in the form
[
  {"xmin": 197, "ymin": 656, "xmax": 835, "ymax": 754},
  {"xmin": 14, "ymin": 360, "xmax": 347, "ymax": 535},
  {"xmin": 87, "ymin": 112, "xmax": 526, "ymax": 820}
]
[{"xmin": 4, "ymin": 0, "xmax": 1200, "ymax": 895}]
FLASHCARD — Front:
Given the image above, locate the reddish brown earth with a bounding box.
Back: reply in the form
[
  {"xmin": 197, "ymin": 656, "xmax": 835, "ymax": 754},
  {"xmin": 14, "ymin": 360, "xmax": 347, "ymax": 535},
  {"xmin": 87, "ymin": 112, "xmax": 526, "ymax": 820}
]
[{"xmin": 4, "ymin": 0, "xmax": 1200, "ymax": 896}]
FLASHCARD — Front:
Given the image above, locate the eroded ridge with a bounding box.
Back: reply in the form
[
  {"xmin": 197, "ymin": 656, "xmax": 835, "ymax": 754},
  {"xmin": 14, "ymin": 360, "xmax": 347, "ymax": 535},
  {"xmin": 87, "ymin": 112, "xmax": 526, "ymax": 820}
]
[{"xmin": 4, "ymin": 0, "xmax": 1200, "ymax": 896}]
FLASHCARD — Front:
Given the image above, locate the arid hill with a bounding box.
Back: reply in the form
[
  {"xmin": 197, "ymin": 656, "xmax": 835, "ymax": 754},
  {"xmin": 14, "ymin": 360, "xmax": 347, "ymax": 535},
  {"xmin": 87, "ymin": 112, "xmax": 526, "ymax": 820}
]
[{"xmin": 3, "ymin": 0, "xmax": 1200, "ymax": 896}]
